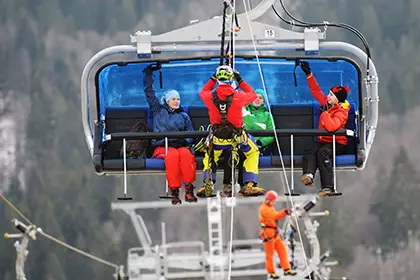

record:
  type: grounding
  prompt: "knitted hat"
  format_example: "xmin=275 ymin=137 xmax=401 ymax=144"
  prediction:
xmin=162 ymin=89 xmax=180 ymax=104
xmin=254 ymin=88 xmax=266 ymax=100
xmin=330 ymin=86 xmax=350 ymax=103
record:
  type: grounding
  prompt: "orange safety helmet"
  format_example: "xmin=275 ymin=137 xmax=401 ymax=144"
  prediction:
xmin=265 ymin=190 xmax=278 ymax=201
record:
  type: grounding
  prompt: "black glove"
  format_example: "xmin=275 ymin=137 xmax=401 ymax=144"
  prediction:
xmin=284 ymin=208 xmax=292 ymax=215
xmin=233 ymin=69 xmax=243 ymax=84
xmin=300 ymin=61 xmax=311 ymax=75
xmin=143 ymin=63 xmax=162 ymax=73
xmin=256 ymin=140 xmax=263 ymax=149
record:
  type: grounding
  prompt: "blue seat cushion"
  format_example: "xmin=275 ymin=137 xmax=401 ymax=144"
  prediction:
xmin=140 ymin=154 xmax=356 ymax=170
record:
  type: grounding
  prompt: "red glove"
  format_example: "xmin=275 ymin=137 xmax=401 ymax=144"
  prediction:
xmin=284 ymin=208 xmax=292 ymax=215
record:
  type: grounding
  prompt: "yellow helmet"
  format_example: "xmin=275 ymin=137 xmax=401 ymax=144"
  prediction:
xmin=215 ymin=65 xmax=234 ymax=81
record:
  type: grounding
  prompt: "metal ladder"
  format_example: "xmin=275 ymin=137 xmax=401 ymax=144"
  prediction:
xmin=207 ymin=196 xmax=225 ymax=279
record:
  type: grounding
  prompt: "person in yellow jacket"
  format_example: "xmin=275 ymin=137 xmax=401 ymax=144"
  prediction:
xmin=259 ymin=190 xmax=297 ymax=278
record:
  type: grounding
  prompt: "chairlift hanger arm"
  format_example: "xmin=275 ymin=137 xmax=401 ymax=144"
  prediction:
xmin=145 ymin=0 xmax=324 ymax=45
xmin=273 ymin=0 xmax=371 ymax=72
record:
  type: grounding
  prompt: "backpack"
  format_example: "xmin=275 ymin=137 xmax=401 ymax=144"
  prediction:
xmin=211 ymin=90 xmax=242 ymax=139
xmin=120 ymin=121 xmax=152 ymax=158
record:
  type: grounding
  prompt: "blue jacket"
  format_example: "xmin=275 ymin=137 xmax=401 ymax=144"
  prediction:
xmin=143 ymin=70 xmax=194 ymax=148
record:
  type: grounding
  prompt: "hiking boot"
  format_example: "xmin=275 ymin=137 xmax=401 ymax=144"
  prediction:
xmin=170 ymin=188 xmax=182 ymax=205
xmin=301 ymin=173 xmax=314 ymax=186
xmin=185 ymin=183 xmax=198 ymax=203
xmin=268 ymin=273 xmax=280 ymax=279
xmin=239 ymin=182 xmax=265 ymax=197
xmin=219 ymin=184 xmax=233 ymax=197
xmin=284 ymin=268 xmax=297 ymax=276
xmin=319 ymin=187 xmax=334 ymax=197
xmin=196 ymin=180 xmax=214 ymax=198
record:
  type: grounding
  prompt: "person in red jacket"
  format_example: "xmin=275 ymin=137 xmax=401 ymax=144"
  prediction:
xmin=299 ymin=61 xmax=350 ymax=196
xmin=196 ymin=65 xmax=265 ymax=198
xmin=259 ymin=190 xmax=297 ymax=278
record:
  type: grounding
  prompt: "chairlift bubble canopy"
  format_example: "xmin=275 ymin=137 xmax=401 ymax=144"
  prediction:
xmin=80 ymin=0 xmax=379 ymax=176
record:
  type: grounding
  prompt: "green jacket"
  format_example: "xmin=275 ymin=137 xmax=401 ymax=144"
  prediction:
xmin=242 ymin=104 xmax=274 ymax=147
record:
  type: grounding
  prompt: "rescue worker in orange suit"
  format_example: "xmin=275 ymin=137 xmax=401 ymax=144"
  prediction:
xmin=259 ymin=190 xmax=297 ymax=278
xmin=196 ymin=65 xmax=265 ymax=197
xmin=143 ymin=64 xmax=197 ymax=205
xmin=299 ymin=61 xmax=350 ymax=196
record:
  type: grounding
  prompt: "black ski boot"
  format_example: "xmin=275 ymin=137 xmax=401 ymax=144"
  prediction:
xmin=185 ymin=184 xmax=198 ymax=203
xmin=319 ymin=186 xmax=334 ymax=197
xmin=170 ymin=188 xmax=182 ymax=205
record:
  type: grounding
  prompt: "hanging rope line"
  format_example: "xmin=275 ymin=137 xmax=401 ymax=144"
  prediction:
xmin=220 ymin=1 xmax=230 ymax=66
xmin=226 ymin=1 xmax=237 ymax=278
xmin=0 ymin=192 xmax=34 ymax=226
xmin=38 ymin=230 xmax=119 ymax=269
xmin=240 ymin=1 xmax=313 ymax=278
xmin=0 ymin=191 xmax=120 ymax=270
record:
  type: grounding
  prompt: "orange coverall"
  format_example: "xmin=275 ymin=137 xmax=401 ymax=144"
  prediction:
xmin=259 ymin=202 xmax=291 ymax=274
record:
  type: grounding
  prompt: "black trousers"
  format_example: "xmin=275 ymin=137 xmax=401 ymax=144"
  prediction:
xmin=222 ymin=149 xmax=245 ymax=186
xmin=302 ymin=141 xmax=347 ymax=188
xmin=221 ymin=147 xmax=270 ymax=186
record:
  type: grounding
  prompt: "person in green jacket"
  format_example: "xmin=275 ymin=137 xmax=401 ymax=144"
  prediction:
xmin=220 ymin=88 xmax=275 ymax=197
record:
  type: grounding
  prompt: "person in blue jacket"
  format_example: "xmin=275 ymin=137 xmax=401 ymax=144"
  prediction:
xmin=143 ymin=64 xmax=197 ymax=205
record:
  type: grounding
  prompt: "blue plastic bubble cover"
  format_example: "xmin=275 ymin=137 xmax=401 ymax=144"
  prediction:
xmin=97 ymin=58 xmax=359 ymax=115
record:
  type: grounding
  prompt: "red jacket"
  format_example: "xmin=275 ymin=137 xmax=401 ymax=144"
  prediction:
xmin=307 ymin=73 xmax=350 ymax=146
xmin=199 ymin=79 xmax=256 ymax=128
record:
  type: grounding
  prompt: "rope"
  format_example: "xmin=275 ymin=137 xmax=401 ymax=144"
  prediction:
xmin=240 ymin=1 xmax=312 ymax=278
xmin=227 ymin=1 xmax=237 ymax=279
xmin=0 ymin=192 xmax=34 ymax=226
xmin=38 ymin=231 xmax=119 ymax=269
xmin=227 ymin=142 xmax=239 ymax=279
xmin=0 ymin=191 xmax=120 ymax=270
xmin=220 ymin=1 xmax=229 ymax=66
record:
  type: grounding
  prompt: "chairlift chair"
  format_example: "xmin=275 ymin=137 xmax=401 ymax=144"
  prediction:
xmin=80 ymin=0 xmax=379 ymax=198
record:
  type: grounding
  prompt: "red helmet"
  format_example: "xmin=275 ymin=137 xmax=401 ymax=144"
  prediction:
xmin=265 ymin=190 xmax=278 ymax=201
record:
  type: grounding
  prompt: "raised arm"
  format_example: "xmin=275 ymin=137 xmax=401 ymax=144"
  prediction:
xmin=261 ymin=205 xmax=289 ymax=221
xmin=307 ymin=74 xmax=328 ymax=105
xmin=237 ymin=80 xmax=257 ymax=106
xmin=143 ymin=68 xmax=161 ymax=115
xmin=199 ymin=78 xmax=217 ymax=107
xmin=232 ymin=70 xmax=257 ymax=106
xmin=300 ymin=61 xmax=327 ymax=105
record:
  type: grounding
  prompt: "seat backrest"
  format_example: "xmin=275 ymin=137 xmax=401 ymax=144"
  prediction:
xmin=102 ymin=103 xmax=358 ymax=160
xmin=104 ymin=107 xmax=148 ymax=159
xmin=270 ymin=103 xmax=314 ymax=155
xmin=188 ymin=105 xmax=211 ymax=130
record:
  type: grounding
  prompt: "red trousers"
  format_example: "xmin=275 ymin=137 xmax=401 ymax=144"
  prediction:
xmin=264 ymin=235 xmax=291 ymax=273
xmin=153 ymin=147 xmax=196 ymax=188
